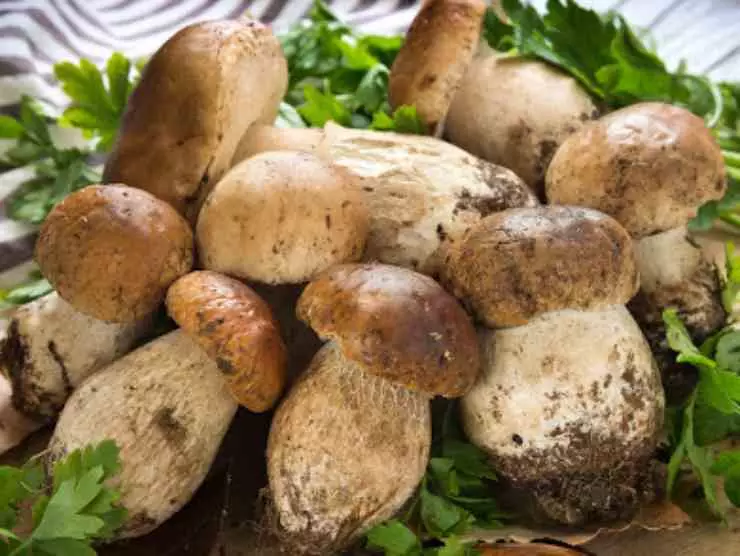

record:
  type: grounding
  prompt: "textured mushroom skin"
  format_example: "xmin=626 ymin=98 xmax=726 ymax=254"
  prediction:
xmin=36 ymin=185 xmax=194 ymax=323
xmin=445 ymin=46 xmax=598 ymax=196
xmin=297 ymin=264 xmax=480 ymax=397
xmin=389 ymin=0 xmax=487 ymax=134
xmin=197 ymin=151 xmax=368 ymax=284
xmin=441 ymin=206 xmax=639 ymax=327
xmin=546 ymin=103 xmax=726 ymax=238
xmin=267 ymin=343 xmax=430 ymax=555
xmin=321 ymin=123 xmax=539 ymax=275
xmin=1 ymin=292 xmax=148 ymax=420
xmin=48 ymin=330 xmax=236 ymax=539
xmin=462 ymin=307 xmax=664 ymax=525
xmin=103 ymin=19 xmax=288 ymax=222
xmin=166 ymin=271 xmax=287 ymax=412
xmin=628 ymin=227 xmax=726 ymax=403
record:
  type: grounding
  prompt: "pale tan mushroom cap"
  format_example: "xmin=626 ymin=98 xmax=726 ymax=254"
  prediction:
xmin=389 ymin=0 xmax=487 ymax=135
xmin=103 ymin=19 xmax=288 ymax=222
xmin=546 ymin=102 xmax=726 ymax=238
xmin=36 ymin=185 xmax=193 ymax=323
xmin=197 ymin=151 xmax=368 ymax=284
xmin=440 ymin=205 xmax=639 ymax=327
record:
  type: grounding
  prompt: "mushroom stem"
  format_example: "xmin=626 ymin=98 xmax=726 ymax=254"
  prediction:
xmin=628 ymin=226 xmax=726 ymax=403
xmin=0 ymin=292 xmax=150 ymax=425
xmin=49 ymin=329 xmax=237 ymax=539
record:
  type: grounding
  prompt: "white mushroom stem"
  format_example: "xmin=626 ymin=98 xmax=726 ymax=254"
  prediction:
xmin=49 ymin=330 xmax=237 ymax=539
xmin=628 ymin=226 xmax=726 ymax=400
xmin=234 ymin=123 xmax=537 ymax=275
xmin=0 ymin=292 xmax=150 ymax=423
xmin=267 ymin=342 xmax=431 ymax=554
xmin=462 ymin=306 xmax=665 ymax=525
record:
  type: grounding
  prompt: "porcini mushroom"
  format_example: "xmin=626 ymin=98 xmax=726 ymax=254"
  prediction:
xmin=441 ymin=206 xmax=665 ymax=525
xmin=388 ymin=0 xmax=487 ymax=136
xmin=546 ymin=102 xmax=728 ymax=400
xmin=197 ymin=150 xmax=368 ymax=285
xmin=103 ymin=18 xmax=288 ymax=222
xmin=48 ymin=271 xmax=286 ymax=538
xmin=233 ymin=123 xmax=538 ymax=275
xmin=267 ymin=263 xmax=480 ymax=554
xmin=388 ymin=3 xmax=598 ymax=196
xmin=35 ymin=185 xmax=194 ymax=323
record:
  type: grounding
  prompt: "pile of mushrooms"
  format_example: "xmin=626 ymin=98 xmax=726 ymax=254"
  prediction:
xmin=0 ymin=1 xmax=732 ymax=553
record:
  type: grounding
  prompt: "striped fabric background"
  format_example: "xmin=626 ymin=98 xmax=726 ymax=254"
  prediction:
xmin=1 ymin=0 xmax=739 ymax=290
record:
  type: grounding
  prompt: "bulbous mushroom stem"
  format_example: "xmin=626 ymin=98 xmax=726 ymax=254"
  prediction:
xmin=267 ymin=342 xmax=431 ymax=555
xmin=461 ymin=306 xmax=665 ymax=525
xmin=628 ymin=226 xmax=726 ymax=403
xmin=0 ymin=292 xmax=150 ymax=423
xmin=48 ymin=330 xmax=237 ymax=539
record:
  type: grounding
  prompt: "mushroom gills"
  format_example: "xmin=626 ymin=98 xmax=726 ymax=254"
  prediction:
xmin=48 ymin=330 xmax=237 ymax=539
xmin=461 ymin=306 xmax=665 ymax=525
xmin=267 ymin=342 xmax=431 ymax=555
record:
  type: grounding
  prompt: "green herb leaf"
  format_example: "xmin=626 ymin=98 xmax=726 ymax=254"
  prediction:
xmin=365 ymin=520 xmax=422 ymax=556
xmin=0 ymin=115 xmax=24 ymax=139
xmin=420 ymin=488 xmax=475 ymax=538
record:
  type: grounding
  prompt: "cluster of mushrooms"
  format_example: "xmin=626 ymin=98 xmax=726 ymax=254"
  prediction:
xmin=0 ymin=1 xmax=730 ymax=553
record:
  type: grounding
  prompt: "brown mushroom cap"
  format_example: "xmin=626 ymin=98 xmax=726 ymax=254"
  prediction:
xmin=103 ymin=19 xmax=288 ymax=222
xmin=545 ymin=102 xmax=727 ymax=238
xmin=389 ymin=0 xmax=486 ymax=135
xmin=166 ymin=271 xmax=287 ymax=412
xmin=197 ymin=150 xmax=368 ymax=285
xmin=297 ymin=263 xmax=480 ymax=397
xmin=440 ymin=206 xmax=639 ymax=327
xmin=36 ymin=185 xmax=193 ymax=323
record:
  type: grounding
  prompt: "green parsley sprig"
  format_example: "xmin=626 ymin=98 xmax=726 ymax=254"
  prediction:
xmin=484 ymin=0 xmax=740 ymax=234
xmin=0 ymin=440 xmax=126 ymax=555
xmin=365 ymin=404 xmax=508 ymax=556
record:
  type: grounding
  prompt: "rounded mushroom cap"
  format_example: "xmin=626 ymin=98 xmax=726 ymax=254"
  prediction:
xmin=545 ymin=102 xmax=727 ymax=238
xmin=389 ymin=0 xmax=487 ymax=135
xmin=197 ymin=151 xmax=368 ymax=284
xmin=166 ymin=271 xmax=286 ymax=412
xmin=440 ymin=206 xmax=639 ymax=327
xmin=445 ymin=46 xmax=598 ymax=196
xmin=461 ymin=306 xmax=664 ymax=524
xmin=36 ymin=185 xmax=193 ymax=323
xmin=297 ymin=263 xmax=480 ymax=397
xmin=103 ymin=19 xmax=288 ymax=222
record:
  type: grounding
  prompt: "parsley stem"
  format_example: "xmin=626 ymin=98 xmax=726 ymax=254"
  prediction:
xmin=719 ymin=212 xmax=740 ymax=231
xmin=8 ymin=538 xmax=32 ymax=556
xmin=727 ymin=166 xmax=740 ymax=182
xmin=723 ymin=150 xmax=740 ymax=168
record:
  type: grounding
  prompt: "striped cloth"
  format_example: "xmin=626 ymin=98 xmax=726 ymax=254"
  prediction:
xmin=1 ymin=0 xmax=739 ymax=290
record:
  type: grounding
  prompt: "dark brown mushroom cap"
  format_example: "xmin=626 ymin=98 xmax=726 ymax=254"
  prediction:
xmin=546 ymin=102 xmax=726 ymax=238
xmin=166 ymin=271 xmax=287 ymax=412
xmin=36 ymin=184 xmax=193 ymax=323
xmin=440 ymin=206 xmax=639 ymax=327
xmin=389 ymin=0 xmax=487 ymax=135
xmin=297 ymin=263 xmax=480 ymax=398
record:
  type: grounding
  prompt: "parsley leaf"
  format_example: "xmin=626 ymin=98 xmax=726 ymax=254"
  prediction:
xmin=366 ymin=520 xmax=422 ymax=556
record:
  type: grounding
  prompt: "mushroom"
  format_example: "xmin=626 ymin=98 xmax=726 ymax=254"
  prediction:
xmin=1 ymin=292 xmax=150 ymax=423
xmin=233 ymin=123 xmax=538 ymax=276
xmin=197 ymin=150 xmax=369 ymax=285
xmin=35 ymin=184 xmax=194 ymax=323
xmin=388 ymin=0 xmax=487 ymax=136
xmin=440 ymin=206 xmax=665 ymax=525
xmin=103 ymin=18 xmax=288 ymax=222
xmin=388 ymin=3 xmax=598 ymax=196
xmin=545 ymin=102 xmax=728 ymax=401
xmin=267 ymin=263 xmax=480 ymax=554
xmin=48 ymin=271 xmax=286 ymax=538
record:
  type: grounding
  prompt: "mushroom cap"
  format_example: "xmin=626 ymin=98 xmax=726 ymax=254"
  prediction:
xmin=389 ymin=0 xmax=487 ymax=135
xmin=545 ymin=102 xmax=727 ymax=238
xmin=197 ymin=150 xmax=368 ymax=284
xmin=461 ymin=306 xmax=664 ymax=524
xmin=297 ymin=263 xmax=480 ymax=397
xmin=440 ymin=206 xmax=639 ymax=327
xmin=445 ymin=46 xmax=598 ymax=196
xmin=166 ymin=271 xmax=287 ymax=412
xmin=36 ymin=185 xmax=193 ymax=323
xmin=103 ymin=19 xmax=288 ymax=222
